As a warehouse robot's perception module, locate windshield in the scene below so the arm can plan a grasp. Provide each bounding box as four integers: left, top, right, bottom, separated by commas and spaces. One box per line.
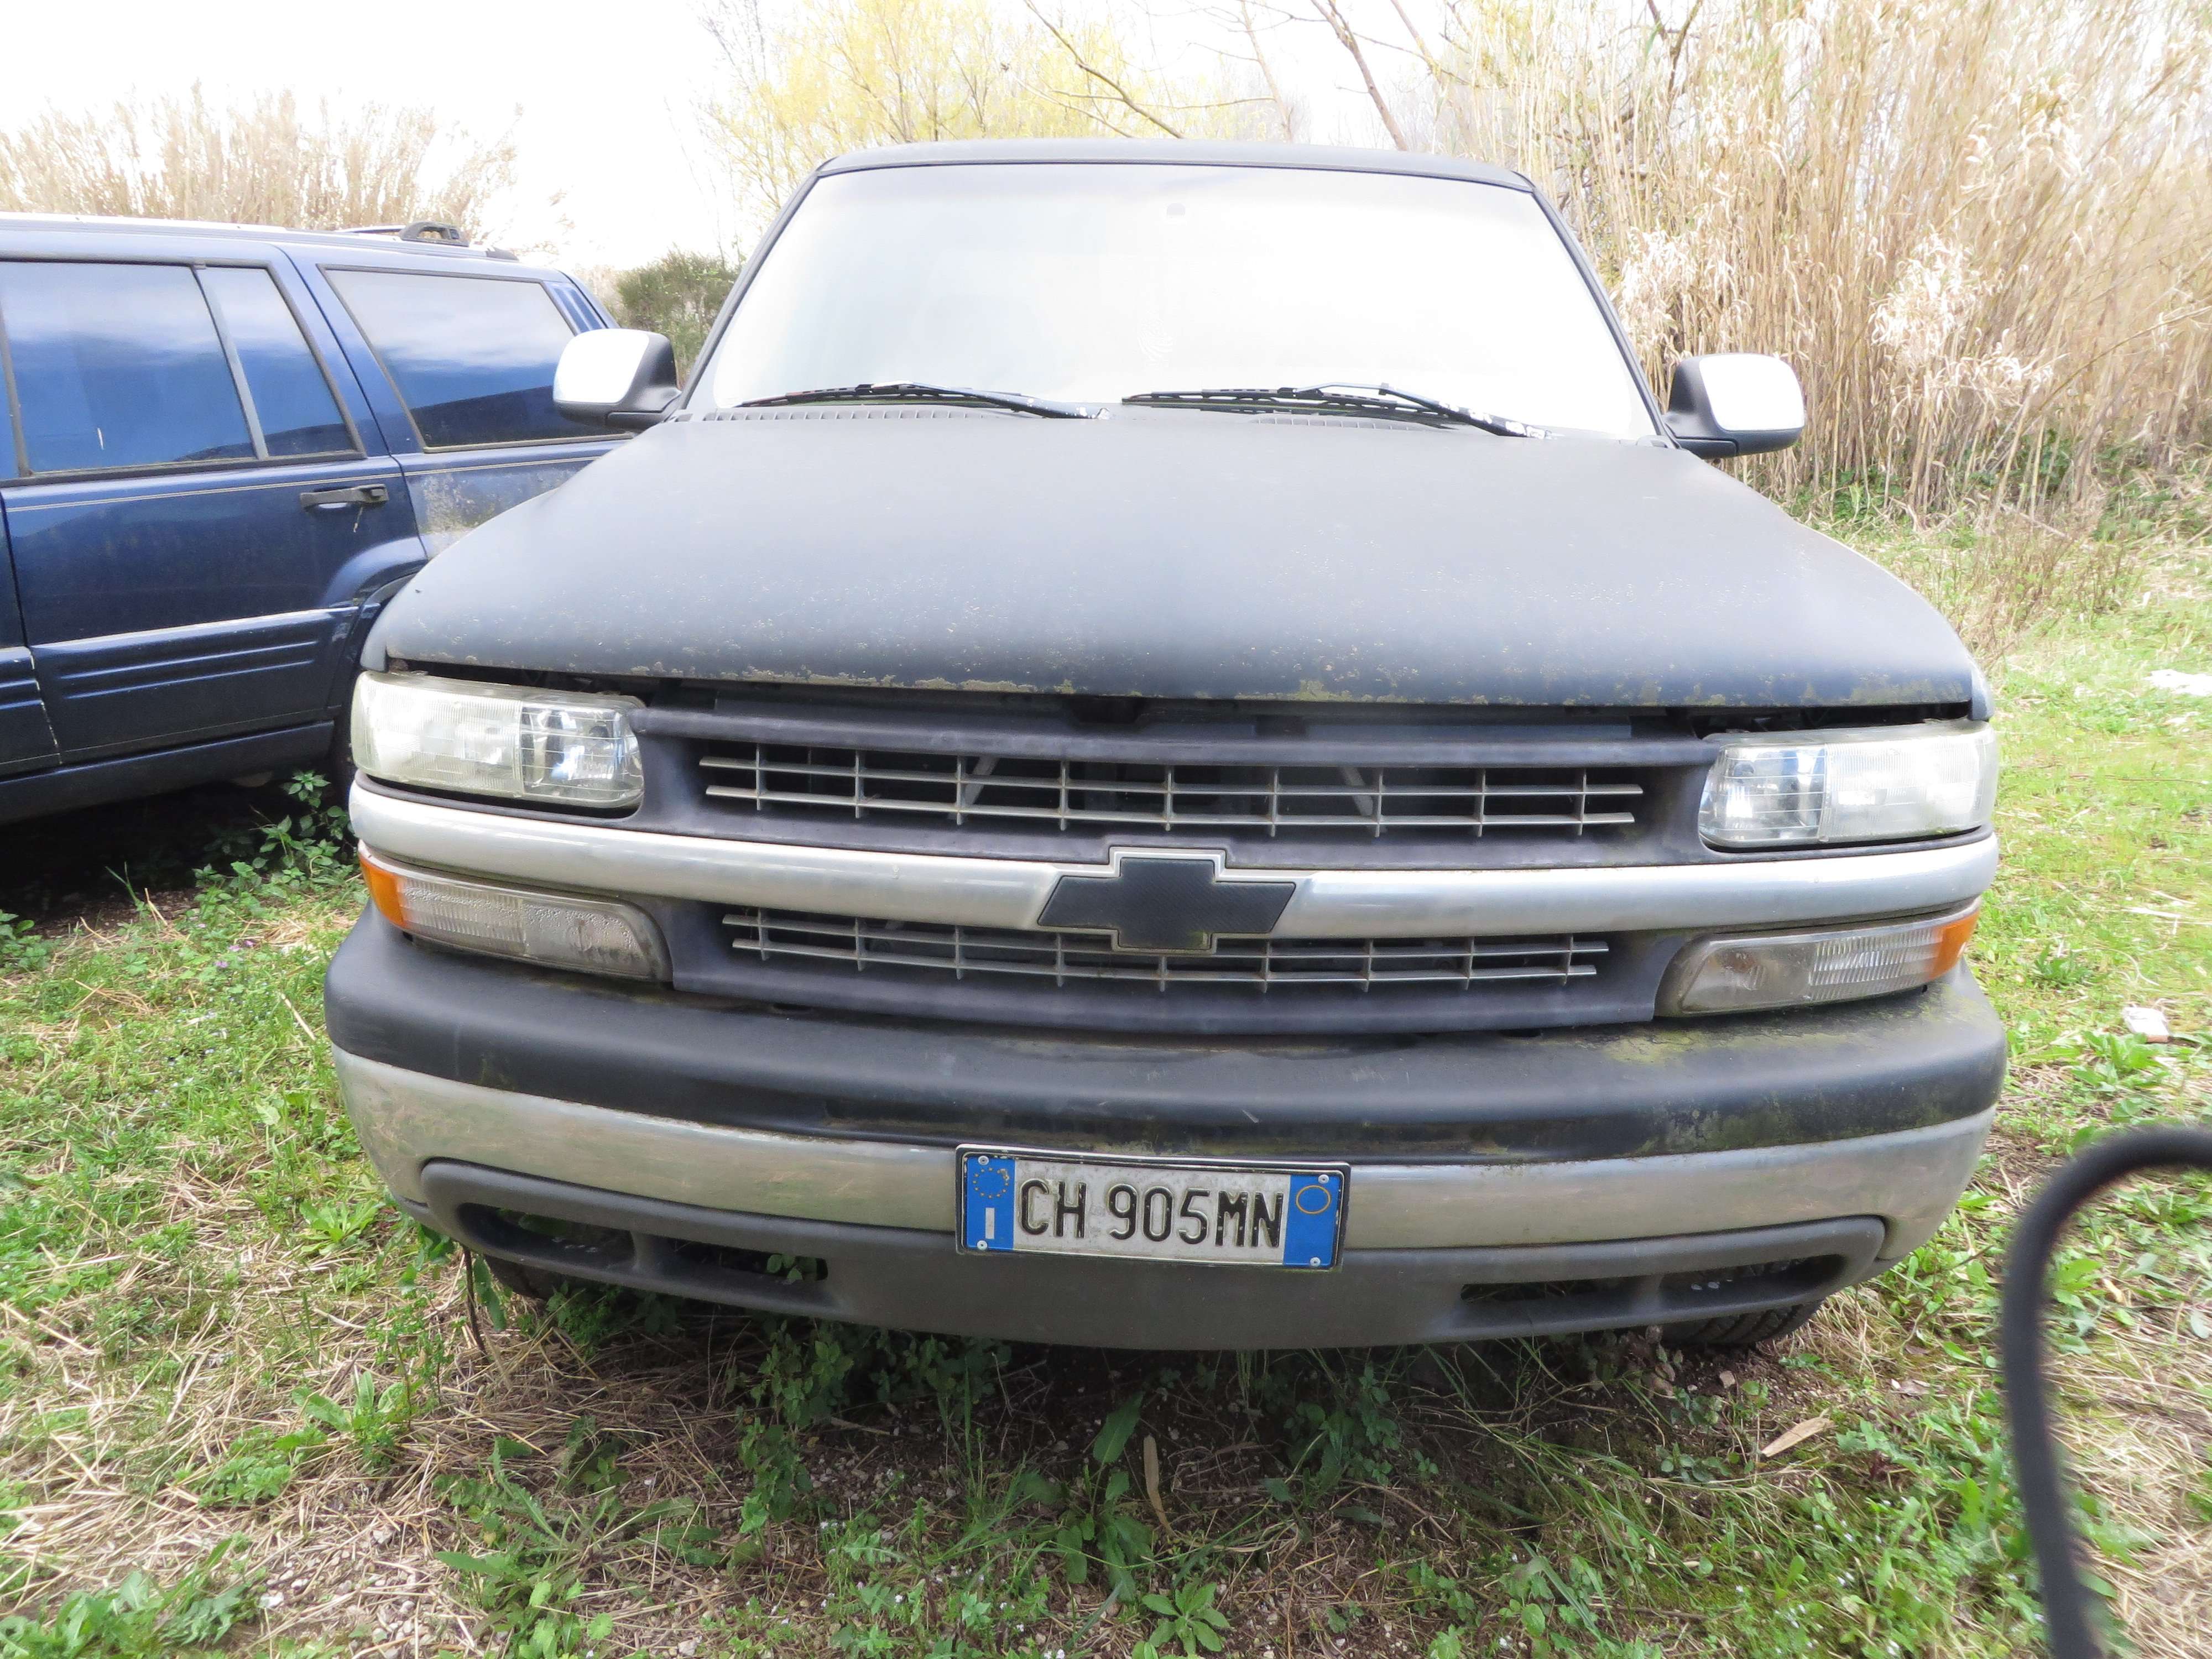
701, 163, 1658, 437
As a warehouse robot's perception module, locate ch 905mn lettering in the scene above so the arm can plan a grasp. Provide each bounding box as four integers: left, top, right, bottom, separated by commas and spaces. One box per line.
966, 1151, 1343, 1270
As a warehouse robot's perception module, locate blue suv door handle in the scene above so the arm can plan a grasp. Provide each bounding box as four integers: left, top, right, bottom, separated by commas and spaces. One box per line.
300, 483, 390, 511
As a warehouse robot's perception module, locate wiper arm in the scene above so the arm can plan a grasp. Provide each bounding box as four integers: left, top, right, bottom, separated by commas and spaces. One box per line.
1310, 383, 1550, 438
740, 382, 1091, 419
1122, 383, 1546, 437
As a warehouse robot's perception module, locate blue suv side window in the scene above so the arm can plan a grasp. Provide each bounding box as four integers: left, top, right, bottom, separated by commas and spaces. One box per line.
326, 269, 597, 449
199, 267, 355, 458
0, 262, 253, 473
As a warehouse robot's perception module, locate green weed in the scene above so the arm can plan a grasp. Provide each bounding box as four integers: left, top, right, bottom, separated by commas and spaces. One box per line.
437, 1427, 697, 1659
192, 1424, 330, 1507
0, 1540, 260, 1658
296, 1371, 423, 1469
1136, 1578, 1230, 1656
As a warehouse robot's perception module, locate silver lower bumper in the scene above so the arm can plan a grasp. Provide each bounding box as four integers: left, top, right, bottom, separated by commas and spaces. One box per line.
335, 1047, 1990, 1262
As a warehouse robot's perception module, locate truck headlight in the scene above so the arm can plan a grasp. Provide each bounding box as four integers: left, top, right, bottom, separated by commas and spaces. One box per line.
352, 671, 643, 808
1699, 721, 1996, 847
359, 850, 668, 980
1658, 903, 1979, 1015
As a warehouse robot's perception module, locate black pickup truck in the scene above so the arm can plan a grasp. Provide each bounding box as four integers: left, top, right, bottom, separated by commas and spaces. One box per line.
324, 140, 2002, 1351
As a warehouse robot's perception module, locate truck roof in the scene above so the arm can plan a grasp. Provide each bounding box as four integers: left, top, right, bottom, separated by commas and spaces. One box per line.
818, 138, 1530, 191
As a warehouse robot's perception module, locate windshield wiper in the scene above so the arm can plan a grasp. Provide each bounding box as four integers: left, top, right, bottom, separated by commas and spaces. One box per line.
1122, 383, 1546, 437
740, 382, 1090, 419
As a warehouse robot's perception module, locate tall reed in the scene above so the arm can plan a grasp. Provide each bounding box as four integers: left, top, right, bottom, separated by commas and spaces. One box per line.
1415, 0, 2212, 521
0, 88, 517, 241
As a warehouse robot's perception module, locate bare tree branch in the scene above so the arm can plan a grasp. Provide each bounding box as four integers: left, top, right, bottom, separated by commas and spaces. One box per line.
1383, 0, 1438, 74
1025, 1, 1186, 138
1308, 0, 1410, 148
1237, 0, 1298, 140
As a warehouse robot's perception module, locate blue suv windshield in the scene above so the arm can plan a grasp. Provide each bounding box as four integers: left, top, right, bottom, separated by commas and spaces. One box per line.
702, 163, 1657, 439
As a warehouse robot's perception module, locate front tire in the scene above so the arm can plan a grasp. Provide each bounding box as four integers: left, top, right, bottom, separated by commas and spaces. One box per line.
482, 1254, 581, 1302
1663, 1298, 1824, 1349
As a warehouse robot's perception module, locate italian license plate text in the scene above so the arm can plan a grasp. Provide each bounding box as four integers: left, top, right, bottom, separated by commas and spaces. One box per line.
959, 1152, 1344, 1269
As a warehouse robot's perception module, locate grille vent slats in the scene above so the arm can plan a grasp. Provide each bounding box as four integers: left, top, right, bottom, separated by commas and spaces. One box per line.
698, 745, 1641, 838
721, 907, 1606, 994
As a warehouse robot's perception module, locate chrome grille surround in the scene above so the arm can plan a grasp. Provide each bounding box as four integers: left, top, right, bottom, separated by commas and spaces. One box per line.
721, 906, 1606, 993
351, 786, 2002, 941
349, 782, 1997, 1035
698, 744, 1642, 838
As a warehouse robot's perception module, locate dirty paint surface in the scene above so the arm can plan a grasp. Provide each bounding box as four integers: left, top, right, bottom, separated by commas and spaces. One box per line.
325, 917, 2004, 1168
399, 450, 606, 557
364, 412, 1978, 709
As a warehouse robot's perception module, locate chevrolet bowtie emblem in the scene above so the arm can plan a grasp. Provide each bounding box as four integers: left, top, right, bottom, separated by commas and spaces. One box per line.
1037, 853, 1297, 954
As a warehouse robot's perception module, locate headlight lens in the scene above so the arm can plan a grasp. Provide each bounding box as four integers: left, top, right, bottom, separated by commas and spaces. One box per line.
352, 671, 643, 808
1658, 903, 1979, 1015
360, 850, 667, 980
1699, 721, 1996, 847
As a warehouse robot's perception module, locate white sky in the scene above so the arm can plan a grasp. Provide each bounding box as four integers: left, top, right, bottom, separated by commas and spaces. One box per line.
1, 0, 737, 269
0, 0, 1410, 270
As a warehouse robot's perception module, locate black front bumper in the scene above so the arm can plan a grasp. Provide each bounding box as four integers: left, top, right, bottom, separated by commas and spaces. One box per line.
325, 911, 2004, 1165
326, 914, 2005, 1347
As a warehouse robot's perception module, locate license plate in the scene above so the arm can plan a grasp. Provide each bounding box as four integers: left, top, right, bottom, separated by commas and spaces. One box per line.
958, 1150, 1346, 1269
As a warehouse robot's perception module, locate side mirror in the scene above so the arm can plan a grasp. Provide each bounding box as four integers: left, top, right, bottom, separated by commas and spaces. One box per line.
554, 329, 681, 430
1664, 353, 1804, 457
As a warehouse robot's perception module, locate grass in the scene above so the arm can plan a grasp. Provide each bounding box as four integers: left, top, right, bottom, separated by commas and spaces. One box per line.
0, 538, 2205, 1658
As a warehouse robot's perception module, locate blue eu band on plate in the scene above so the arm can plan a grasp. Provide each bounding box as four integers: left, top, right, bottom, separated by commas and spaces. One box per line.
960, 1151, 1346, 1269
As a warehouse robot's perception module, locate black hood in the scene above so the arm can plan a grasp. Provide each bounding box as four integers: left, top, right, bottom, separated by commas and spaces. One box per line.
366, 409, 1978, 709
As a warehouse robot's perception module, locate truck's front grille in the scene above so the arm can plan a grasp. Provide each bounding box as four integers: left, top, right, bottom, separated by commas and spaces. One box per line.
698, 745, 1641, 838
629, 691, 1700, 1030
721, 907, 1606, 993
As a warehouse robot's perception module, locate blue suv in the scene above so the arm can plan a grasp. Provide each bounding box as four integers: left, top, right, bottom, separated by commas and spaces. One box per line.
0, 216, 619, 824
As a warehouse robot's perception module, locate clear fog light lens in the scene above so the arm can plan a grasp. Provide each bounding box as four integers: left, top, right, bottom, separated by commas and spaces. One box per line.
352, 671, 643, 808
1659, 903, 1980, 1015
1700, 722, 1996, 847
359, 850, 668, 980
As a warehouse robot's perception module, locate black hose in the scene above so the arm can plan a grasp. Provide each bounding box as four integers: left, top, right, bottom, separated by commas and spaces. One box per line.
2000, 1125, 2212, 1659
